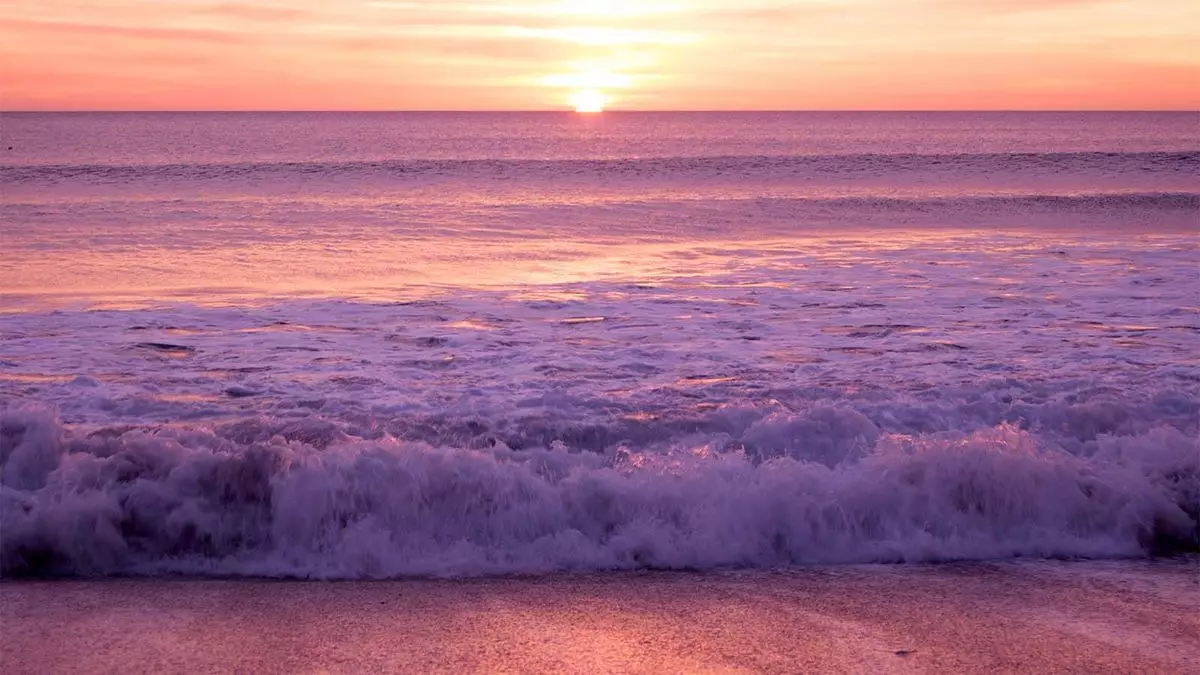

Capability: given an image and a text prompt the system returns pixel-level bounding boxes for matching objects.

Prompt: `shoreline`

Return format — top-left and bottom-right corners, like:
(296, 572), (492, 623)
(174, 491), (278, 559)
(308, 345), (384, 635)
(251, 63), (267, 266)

(3, 559), (1197, 674)
(1, 554), (1194, 582)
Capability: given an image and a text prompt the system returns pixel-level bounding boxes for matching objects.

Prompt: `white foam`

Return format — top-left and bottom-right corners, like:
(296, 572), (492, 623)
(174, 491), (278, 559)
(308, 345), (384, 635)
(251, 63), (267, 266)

(1, 406), (1195, 577)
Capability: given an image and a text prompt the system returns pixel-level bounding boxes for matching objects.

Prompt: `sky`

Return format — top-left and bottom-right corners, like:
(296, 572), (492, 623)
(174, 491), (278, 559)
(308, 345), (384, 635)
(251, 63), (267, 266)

(1, 0), (1197, 111)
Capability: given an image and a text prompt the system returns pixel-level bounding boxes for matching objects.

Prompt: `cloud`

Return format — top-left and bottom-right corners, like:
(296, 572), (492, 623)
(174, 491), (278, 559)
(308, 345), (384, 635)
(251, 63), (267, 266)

(0, 18), (249, 44)
(193, 3), (313, 23)
(959, 0), (1117, 11)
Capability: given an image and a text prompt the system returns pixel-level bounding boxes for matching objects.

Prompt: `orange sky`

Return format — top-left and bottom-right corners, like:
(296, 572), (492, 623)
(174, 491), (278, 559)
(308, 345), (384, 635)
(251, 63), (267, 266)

(2, 1), (1197, 110)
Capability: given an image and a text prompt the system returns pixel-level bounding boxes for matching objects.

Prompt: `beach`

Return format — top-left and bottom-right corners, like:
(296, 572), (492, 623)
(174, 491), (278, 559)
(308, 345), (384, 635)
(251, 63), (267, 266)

(3, 560), (1198, 674)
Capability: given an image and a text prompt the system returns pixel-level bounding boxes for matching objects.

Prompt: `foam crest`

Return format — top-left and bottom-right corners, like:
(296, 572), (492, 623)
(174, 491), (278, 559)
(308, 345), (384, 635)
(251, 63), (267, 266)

(2, 407), (1195, 578)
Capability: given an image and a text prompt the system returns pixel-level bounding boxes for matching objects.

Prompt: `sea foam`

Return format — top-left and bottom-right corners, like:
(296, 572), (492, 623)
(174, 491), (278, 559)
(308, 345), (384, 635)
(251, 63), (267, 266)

(2, 406), (1195, 578)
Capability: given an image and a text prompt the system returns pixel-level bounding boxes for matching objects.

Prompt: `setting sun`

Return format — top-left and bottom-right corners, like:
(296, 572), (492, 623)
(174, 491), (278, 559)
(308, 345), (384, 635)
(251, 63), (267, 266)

(571, 89), (608, 113)
(2, 0), (1196, 110)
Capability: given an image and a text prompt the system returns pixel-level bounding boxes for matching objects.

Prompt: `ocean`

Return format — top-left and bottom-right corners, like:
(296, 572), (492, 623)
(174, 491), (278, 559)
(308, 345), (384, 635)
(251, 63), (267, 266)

(0, 111), (1197, 578)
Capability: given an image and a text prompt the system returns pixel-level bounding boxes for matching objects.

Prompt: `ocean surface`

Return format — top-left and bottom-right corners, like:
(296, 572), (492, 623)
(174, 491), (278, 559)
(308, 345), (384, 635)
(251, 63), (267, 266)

(0, 112), (1197, 577)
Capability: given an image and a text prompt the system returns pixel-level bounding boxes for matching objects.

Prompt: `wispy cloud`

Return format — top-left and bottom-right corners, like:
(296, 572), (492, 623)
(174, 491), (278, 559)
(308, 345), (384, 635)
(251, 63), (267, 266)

(0, 17), (251, 44)
(194, 3), (314, 23)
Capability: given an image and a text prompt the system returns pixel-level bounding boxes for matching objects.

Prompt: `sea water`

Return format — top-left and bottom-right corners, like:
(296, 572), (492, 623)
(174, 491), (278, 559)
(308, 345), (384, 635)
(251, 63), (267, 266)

(0, 112), (1196, 577)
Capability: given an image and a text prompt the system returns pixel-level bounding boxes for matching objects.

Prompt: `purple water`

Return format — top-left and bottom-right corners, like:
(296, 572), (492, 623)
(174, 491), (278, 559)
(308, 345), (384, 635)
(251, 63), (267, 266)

(1, 112), (1197, 577)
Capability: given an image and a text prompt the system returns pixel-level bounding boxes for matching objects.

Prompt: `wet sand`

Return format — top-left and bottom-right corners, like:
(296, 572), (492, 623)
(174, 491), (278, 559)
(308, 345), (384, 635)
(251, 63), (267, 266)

(2, 560), (1197, 674)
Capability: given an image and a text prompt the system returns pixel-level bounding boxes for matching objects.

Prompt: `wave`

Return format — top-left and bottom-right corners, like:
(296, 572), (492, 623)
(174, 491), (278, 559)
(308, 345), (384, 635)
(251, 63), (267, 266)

(3, 191), (1195, 217)
(4, 151), (1197, 186)
(2, 407), (1196, 578)
(706, 192), (1200, 213)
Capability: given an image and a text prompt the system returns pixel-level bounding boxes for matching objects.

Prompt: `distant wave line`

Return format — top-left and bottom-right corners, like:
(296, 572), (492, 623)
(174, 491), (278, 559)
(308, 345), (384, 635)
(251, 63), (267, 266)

(3, 150), (1198, 180)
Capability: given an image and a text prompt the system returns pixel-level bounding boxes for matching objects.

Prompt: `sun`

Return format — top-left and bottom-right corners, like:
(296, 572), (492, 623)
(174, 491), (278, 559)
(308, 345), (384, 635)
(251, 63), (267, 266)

(571, 89), (609, 113)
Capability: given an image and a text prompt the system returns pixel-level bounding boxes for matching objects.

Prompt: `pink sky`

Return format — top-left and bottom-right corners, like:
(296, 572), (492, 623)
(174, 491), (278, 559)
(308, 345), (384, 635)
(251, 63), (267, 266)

(2, 0), (1197, 110)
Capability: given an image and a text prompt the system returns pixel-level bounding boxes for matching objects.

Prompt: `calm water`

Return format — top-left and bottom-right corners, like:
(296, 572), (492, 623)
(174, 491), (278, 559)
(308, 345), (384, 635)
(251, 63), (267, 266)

(2, 111), (1197, 304)
(0, 112), (1197, 577)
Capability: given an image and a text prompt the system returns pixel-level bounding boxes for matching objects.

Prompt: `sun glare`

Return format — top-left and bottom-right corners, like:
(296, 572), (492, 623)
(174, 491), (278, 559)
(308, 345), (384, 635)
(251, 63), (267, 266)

(557, 0), (677, 17)
(571, 89), (608, 113)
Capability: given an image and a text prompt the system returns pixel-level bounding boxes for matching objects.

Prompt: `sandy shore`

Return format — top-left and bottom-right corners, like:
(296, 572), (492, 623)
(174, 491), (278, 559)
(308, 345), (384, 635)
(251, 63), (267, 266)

(2, 559), (1197, 674)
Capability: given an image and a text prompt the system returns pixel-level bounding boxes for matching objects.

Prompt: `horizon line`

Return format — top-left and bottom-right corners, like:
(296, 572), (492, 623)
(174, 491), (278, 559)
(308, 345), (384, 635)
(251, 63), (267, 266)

(3, 108), (1198, 114)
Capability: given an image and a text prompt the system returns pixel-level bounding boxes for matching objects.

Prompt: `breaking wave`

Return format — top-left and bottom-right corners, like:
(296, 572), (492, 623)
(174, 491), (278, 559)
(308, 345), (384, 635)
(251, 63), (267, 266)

(2, 406), (1196, 578)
